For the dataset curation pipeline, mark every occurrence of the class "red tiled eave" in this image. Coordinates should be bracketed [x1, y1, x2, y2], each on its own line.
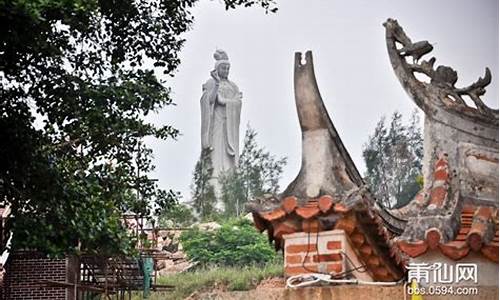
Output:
[396, 204, 499, 262]
[281, 196, 298, 213]
[396, 239, 428, 258]
[439, 241, 470, 260]
[295, 206, 321, 219]
[252, 194, 407, 281]
[481, 242, 499, 262]
[260, 208, 286, 221]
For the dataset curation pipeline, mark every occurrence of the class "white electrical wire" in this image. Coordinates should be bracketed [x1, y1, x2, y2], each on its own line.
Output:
[286, 273, 402, 289]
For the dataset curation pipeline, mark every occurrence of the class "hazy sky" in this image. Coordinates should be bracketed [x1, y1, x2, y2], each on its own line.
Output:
[145, 0, 499, 201]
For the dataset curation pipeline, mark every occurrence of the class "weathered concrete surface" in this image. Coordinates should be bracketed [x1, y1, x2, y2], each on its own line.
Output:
[282, 51, 363, 203]
[384, 18, 498, 205]
[247, 51, 405, 282]
[191, 285, 499, 300]
[413, 251, 499, 287]
[381, 19, 499, 254]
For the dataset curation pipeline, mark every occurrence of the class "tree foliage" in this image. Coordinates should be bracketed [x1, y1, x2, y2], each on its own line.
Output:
[190, 148, 218, 221]
[362, 110, 423, 208]
[157, 202, 194, 228]
[219, 126, 287, 217]
[0, 0, 277, 256]
[180, 218, 276, 266]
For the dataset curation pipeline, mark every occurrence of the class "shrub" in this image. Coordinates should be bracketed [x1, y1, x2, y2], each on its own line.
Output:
[180, 218, 276, 266]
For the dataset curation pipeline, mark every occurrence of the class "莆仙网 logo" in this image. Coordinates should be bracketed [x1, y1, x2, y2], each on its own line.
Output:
[406, 262, 477, 284]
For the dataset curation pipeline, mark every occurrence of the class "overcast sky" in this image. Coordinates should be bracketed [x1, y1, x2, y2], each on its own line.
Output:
[145, 0, 499, 201]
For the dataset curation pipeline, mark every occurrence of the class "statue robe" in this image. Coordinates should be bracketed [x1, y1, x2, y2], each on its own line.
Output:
[200, 78, 242, 178]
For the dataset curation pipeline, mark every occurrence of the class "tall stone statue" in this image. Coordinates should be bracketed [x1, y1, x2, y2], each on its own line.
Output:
[200, 49, 242, 180]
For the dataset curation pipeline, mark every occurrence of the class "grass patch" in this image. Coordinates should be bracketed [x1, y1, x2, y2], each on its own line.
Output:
[132, 261, 283, 300]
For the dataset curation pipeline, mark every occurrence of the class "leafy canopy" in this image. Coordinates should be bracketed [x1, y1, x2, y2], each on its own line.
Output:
[220, 125, 286, 217]
[158, 202, 195, 228]
[180, 218, 276, 266]
[362, 110, 423, 208]
[0, 0, 277, 256]
[190, 148, 219, 221]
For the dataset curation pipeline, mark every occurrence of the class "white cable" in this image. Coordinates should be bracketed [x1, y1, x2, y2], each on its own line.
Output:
[286, 273, 402, 289]
[286, 273, 323, 289]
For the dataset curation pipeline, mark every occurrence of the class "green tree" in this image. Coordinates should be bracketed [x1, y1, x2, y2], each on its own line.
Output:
[220, 126, 287, 217]
[362, 110, 423, 208]
[180, 218, 276, 266]
[191, 148, 218, 220]
[0, 0, 277, 256]
[158, 202, 194, 228]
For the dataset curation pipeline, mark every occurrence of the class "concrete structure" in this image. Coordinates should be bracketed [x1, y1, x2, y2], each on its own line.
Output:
[249, 18, 497, 291]
[380, 19, 498, 286]
[248, 51, 405, 282]
[190, 285, 498, 300]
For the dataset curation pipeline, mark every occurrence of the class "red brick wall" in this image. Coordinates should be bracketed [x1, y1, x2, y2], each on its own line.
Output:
[2, 252, 68, 300]
[283, 230, 345, 277]
[0, 267, 4, 300]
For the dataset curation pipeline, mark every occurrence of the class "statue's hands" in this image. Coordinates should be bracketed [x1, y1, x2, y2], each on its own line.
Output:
[217, 96, 226, 105]
[210, 70, 220, 84]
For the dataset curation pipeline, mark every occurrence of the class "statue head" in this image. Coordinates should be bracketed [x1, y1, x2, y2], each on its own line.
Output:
[214, 49, 230, 79]
[216, 62, 230, 79]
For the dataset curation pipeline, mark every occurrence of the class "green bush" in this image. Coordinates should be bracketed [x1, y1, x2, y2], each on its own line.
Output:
[180, 218, 276, 266]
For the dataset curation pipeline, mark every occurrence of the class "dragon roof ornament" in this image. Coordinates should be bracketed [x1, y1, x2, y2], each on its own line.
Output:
[384, 18, 498, 124]
[382, 19, 498, 262]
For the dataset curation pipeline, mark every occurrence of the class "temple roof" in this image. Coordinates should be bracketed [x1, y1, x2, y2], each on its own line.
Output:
[396, 204, 498, 262]
[250, 19, 498, 285]
[248, 51, 406, 281]
[250, 192, 406, 281]
[381, 19, 499, 263]
[385, 153, 499, 262]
